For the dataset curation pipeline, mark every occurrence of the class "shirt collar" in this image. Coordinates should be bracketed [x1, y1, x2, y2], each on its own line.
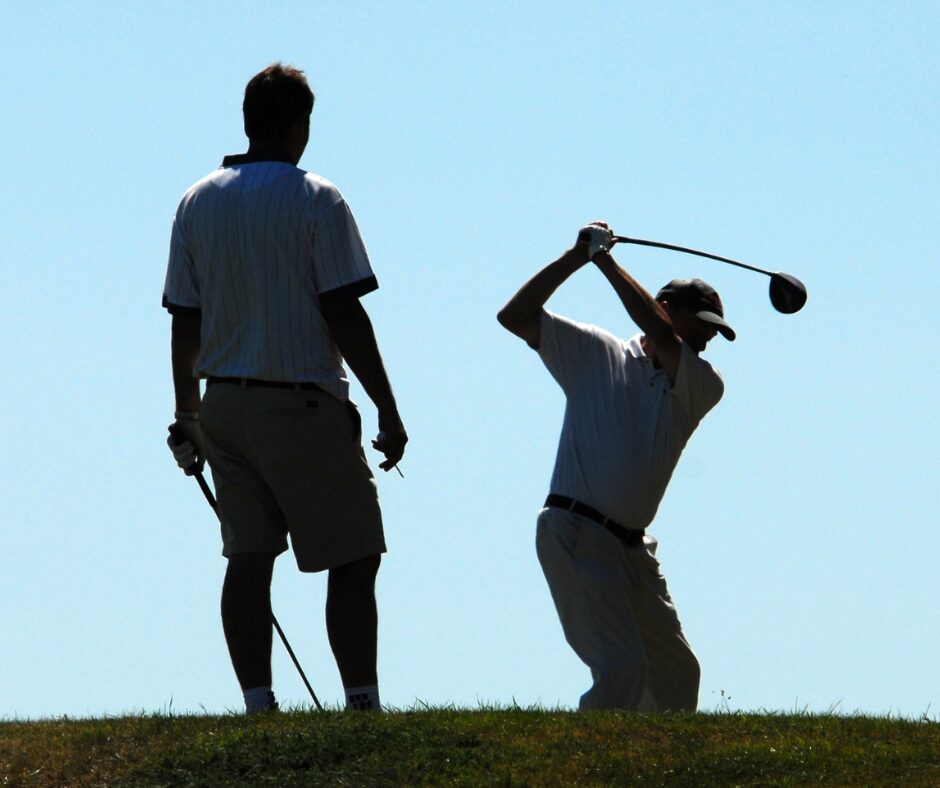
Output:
[221, 151, 297, 167]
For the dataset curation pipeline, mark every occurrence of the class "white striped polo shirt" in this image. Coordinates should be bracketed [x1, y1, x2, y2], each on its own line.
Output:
[539, 311, 724, 531]
[163, 154, 378, 402]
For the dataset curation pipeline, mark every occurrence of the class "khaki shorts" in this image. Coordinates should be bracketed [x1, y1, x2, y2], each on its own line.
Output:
[200, 383, 385, 572]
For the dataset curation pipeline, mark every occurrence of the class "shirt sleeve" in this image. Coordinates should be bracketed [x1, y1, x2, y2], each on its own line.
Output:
[312, 197, 379, 304]
[671, 342, 724, 427]
[162, 211, 202, 316]
[538, 311, 620, 395]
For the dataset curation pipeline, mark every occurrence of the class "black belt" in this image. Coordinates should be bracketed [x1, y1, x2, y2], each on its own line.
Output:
[207, 376, 323, 391]
[545, 494, 645, 546]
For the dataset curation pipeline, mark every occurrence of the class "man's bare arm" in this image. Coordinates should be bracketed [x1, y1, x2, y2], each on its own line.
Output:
[171, 314, 202, 412]
[592, 251, 683, 383]
[321, 298, 407, 471]
[497, 246, 590, 349]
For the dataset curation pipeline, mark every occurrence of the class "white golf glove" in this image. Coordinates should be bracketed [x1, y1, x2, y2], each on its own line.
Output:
[167, 415, 206, 475]
[579, 224, 613, 260]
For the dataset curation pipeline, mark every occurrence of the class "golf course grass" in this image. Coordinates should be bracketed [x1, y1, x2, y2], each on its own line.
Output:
[2, 706, 938, 785]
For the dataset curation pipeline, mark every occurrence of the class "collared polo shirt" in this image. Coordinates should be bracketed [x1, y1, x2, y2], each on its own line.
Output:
[163, 154, 378, 401]
[539, 310, 724, 531]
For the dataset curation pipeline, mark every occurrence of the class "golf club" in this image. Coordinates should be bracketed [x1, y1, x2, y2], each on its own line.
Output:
[168, 429, 323, 710]
[579, 230, 808, 314]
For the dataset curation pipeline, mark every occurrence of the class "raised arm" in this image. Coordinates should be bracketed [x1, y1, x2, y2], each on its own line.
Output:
[591, 248, 683, 384]
[497, 242, 591, 349]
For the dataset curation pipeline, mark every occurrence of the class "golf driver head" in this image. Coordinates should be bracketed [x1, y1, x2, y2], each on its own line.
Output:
[768, 273, 807, 314]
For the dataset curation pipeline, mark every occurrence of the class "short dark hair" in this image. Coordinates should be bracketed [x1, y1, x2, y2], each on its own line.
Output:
[242, 63, 315, 140]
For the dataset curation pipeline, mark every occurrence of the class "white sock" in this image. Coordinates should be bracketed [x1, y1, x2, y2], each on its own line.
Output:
[243, 686, 277, 713]
[345, 684, 381, 711]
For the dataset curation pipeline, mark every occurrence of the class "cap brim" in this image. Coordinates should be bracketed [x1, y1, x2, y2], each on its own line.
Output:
[696, 310, 736, 341]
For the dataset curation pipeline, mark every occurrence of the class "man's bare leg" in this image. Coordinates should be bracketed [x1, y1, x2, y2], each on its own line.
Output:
[327, 554, 381, 708]
[221, 553, 276, 695]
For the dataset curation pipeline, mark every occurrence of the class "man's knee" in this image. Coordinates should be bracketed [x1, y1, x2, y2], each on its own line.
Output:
[222, 553, 275, 620]
[329, 553, 381, 591]
[226, 552, 276, 584]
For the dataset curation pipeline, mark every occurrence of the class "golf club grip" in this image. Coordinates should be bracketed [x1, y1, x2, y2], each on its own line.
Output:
[194, 472, 218, 510]
[577, 227, 615, 252]
[168, 423, 212, 486]
[167, 423, 184, 446]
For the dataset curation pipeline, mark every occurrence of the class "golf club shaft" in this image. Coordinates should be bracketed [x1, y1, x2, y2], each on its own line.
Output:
[611, 236, 773, 277]
[271, 615, 322, 709]
[192, 469, 324, 710]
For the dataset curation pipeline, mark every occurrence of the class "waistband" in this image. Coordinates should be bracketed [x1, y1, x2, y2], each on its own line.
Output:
[206, 377, 323, 392]
[544, 494, 645, 546]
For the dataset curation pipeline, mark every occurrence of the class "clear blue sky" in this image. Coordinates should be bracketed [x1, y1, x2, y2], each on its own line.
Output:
[2, 1, 937, 719]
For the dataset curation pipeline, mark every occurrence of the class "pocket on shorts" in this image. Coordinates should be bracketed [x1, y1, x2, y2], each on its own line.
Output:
[259, 390, 324, 429]
[346, 400, 362, 440]
[198, 389, 227, 444]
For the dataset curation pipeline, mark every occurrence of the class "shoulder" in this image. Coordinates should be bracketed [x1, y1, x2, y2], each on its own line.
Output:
[541, 311, 593, 347]
[680, 345, 725, 399]
[542, 311, 616, 343]
[666, 344, 724, 425]
[691, 349, 723, 384]
[176, 167, 231, 208]
[299, 170, 336, 190]
[177, 169, 211, 198]
[299, 171, 345, 206]
[623, 333, 647, 358]
[540, 311, 625, 363]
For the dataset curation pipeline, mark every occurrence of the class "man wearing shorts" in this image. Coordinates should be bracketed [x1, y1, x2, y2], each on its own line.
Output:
[497, 222, 732, 711]
[164, 64, 406, 713]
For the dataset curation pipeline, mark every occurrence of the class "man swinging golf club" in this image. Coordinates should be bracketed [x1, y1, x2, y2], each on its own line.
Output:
[497, 222, 733, 711]
[164, 63, 406, 713]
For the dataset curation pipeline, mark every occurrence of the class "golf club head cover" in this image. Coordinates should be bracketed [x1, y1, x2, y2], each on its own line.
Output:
[167, 418, 206, 475]
[578, 224, 613, 260]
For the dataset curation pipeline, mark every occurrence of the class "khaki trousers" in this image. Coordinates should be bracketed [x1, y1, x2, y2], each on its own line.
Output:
[536, 506, 700, 711]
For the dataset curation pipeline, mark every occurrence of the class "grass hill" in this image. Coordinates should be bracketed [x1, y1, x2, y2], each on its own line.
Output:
[2, 707, 938, 786]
